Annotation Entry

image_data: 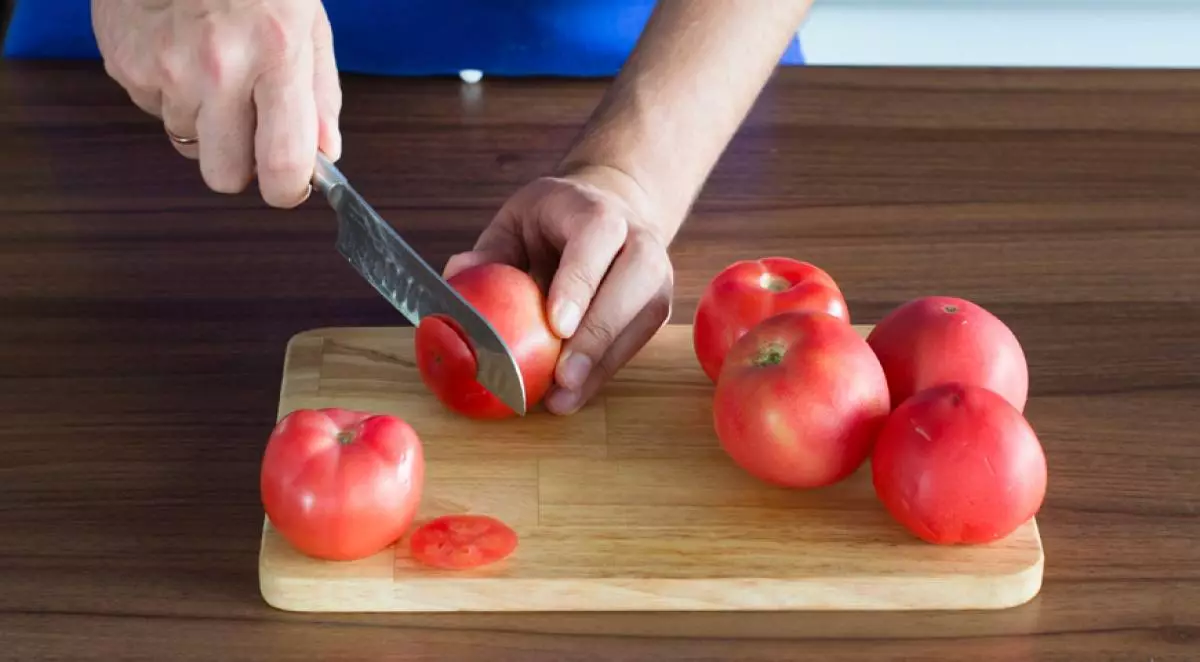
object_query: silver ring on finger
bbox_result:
[165,127,198,146]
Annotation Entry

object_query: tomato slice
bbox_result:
[408,514,518,570]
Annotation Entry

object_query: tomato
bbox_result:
[415,262,561,419]
[866,296,1029,412]
[712,311,891,489]
[870,383,1047,545]
[693,257,849,382]
[260,408,425,561]
[408,514,519,570]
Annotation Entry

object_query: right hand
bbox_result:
[92,0,343,208]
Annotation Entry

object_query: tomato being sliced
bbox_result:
[415,262,561,419]
[408,514,518,570]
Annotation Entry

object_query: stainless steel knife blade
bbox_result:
[311,152,527,416]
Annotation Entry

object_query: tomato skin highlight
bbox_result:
[408,514,519,570]
[693,257,849,383]
[260,408,425,562]
[866,295,1029,412]
[415,263,561,419]
[870,383,1047,545]
[712,311,891,489]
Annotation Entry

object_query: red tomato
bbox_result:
[866,296,1029,412]
[408,514,519,570]
[694,257,849,382]
[415,263,561,419]
[260,408,425,561]
[712,311,891,489]
[870,383,1047,545]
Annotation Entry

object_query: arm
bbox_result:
[558,0,815,241]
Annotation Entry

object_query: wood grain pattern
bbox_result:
[1,61,1197,660]
[259,325,1044,613]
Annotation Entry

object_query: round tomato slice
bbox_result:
[408,515,518,570]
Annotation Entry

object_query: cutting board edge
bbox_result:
[257,516,1045,614]
[258,539,1043,613]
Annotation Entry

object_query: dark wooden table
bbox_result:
[1,61,1197,661]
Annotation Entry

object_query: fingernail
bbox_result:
[545,386,581,415]
[552,300,582,338]
[443,254,464,278]
[556,350,591,391]
[443,252,473,278]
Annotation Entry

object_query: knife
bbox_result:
[310,152,528,416]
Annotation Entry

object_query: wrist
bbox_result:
[555,158,687,247]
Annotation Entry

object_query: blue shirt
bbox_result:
[3,0,804,76]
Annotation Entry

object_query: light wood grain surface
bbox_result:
[260,325,1043,612]
[1,62,1197,660]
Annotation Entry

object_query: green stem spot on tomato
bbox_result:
[336,430,356,445]
[753,342,788,367]
[758,273,792,293]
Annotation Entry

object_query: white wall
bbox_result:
[798,1,1200,68]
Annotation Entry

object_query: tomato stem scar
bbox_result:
[758,273,791,293]
[753,342,788,367]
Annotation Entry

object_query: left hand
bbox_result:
[444,165,674,415]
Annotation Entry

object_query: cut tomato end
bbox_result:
[409,514,518,570]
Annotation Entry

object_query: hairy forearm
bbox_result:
[558,0,813,241]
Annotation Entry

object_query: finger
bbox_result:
[443,248,519,280]
[545,283,672,415]
[161,93,200,160]
[196,89,257,194]
[101,53,162,118]
[312,4,343,161]
[542,199,628,338]
[443,208,530,280]
[253,41,318,208]
[126,86,163,119]
[552,237,671,393]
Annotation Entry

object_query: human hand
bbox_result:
[91,0,342,208]
[444,165,675,415]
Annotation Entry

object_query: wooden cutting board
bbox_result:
[258,324,1044,613]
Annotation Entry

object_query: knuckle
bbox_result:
[155,48,185,91]
[197,21,240,88]
[254,11,300,69]
[260,150,312,183]
[103,38,150,89]
[586,200,627,233]
[561,264,598,293]
[578,317,619,351]
[102,56,128,85]
[645,292,673,329]
[557,265,603,307]
[200,159,251,195]
[645,248,672,284]
[628,234,672,281]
